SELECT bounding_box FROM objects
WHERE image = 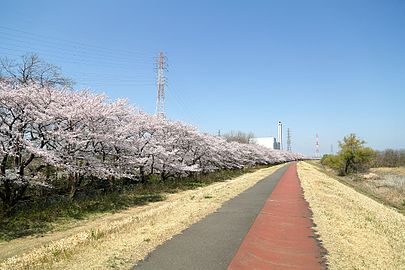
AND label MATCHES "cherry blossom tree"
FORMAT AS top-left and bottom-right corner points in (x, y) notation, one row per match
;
(0, 82), (62, 211)
(0, 81), (306, 212)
